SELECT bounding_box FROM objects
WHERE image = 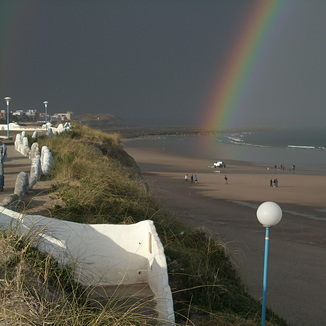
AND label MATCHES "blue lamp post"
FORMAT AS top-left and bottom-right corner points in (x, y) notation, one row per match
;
(43, 101), (48, 130)
(4, 97), (11, 139)
(256, 201), (282, 326)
